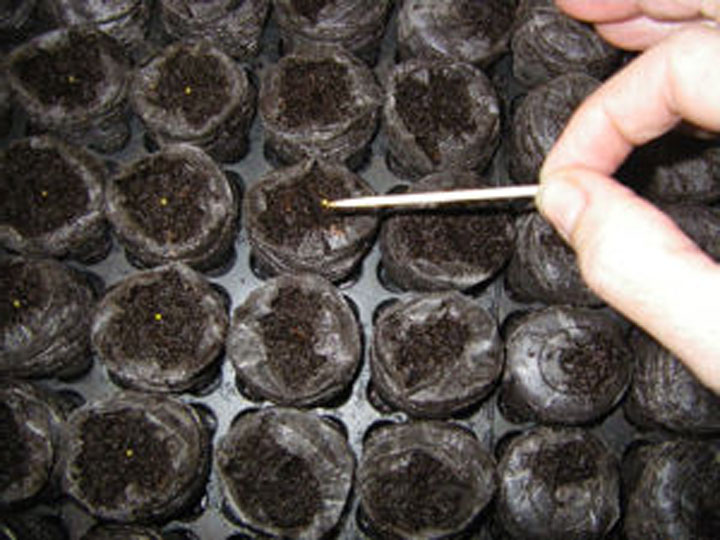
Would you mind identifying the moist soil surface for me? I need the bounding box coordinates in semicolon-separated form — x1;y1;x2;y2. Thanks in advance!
395;210;513;268
292;0;333;22
278;59;353;128
395;70;476;163
13;31;105;109
117;155;211;244
107;271;206;370
549;336;621;395
0;402;28;489
387;313;469;391
223;427;322;528
533;440;599;491
151;49;229;129
0;261;46;332
76;410;172;508
1;144;89;237
456;0;515;41
258;287;327;391
257;164;355;251
371;449;472;533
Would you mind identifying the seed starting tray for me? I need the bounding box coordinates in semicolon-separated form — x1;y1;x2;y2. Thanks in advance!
3;7;648;540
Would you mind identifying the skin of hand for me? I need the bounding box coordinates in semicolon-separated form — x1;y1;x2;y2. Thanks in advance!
536;25;720;394
555;0;720;49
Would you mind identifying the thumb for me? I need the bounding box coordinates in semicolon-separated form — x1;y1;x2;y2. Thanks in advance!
537;166;720;393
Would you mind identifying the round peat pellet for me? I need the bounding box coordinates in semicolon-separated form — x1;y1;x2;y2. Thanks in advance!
243;159;378;282
0;380;65;506
623;439;720;540
505;211;600;305
228;273;361;407
496;427;620;540
273;0;392;64
509;72;600;184
0;136;109;263
80;524;164;540
48;0;152;58
358;421;496;540
624;328;720;435
397;0;516;68
7;28;131;154
384;60;500;180
0;256;95;379
106;144;238;271
92;263;229;393
511;0;621;88
500;306;632;425
131;41;257;163
159;0;270;61
215;407;355;539
60;392;209;523
380;171;516;292
370;291;503;418
259;45;382;167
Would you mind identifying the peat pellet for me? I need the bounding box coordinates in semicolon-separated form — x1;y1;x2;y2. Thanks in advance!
7;28;131;153
509;72;600;184
624;328;720;435
60;392;210;523
505;211;601;306
511;0;621;88
106;144;238;272
0;136;109;263
92;263;229;394
500;306;633;425
0;380;65;506
370;291;503;418
0;256;95;379
397;0;516;68
0;73;11;137
623;439;720;540
380;171;516;292
159;0;270;61
496;427;620;540
81;524;164;540
228;273;362;407
131;41;257;163
215;407;355;539
273;0;392;64
259;45;382;167
243;159;378;282
384;60;500;180
358;421;497;540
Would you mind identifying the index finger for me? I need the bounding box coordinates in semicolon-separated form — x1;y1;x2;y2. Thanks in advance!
541;26;720;178
556;0;720;22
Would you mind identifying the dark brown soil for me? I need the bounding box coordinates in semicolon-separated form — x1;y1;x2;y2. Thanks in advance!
395;70;476;163
555;336;620;394
258;287;326;390
534;440;598;490
257;164;355;250
151;49;229;129
396;211;513;267
117;155;210;244
107;271;206;369
76;410;172;507
223;427;322;528
278;59;352;128
0;402;28;488
387;314;469;390
292;0;333;22
0;261;46;332
13;31;105;109
1;144;89;236
456;0;515;41
372;449;472;532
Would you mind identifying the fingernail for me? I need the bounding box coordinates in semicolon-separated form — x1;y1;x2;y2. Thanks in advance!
537;174;587;241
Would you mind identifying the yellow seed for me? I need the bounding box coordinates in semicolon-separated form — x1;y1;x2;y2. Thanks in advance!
154;313;163;321
12;299;21;309
320;198;330;208
40;190;48;198
67;75;77;84
125;448;134;458
184;85;192;96
159;197;168;206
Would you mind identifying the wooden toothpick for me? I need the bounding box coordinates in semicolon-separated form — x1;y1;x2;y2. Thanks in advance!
322;185;539;209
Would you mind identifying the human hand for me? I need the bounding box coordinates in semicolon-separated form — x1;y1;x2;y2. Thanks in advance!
555;0;720;49
536;26;720;394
